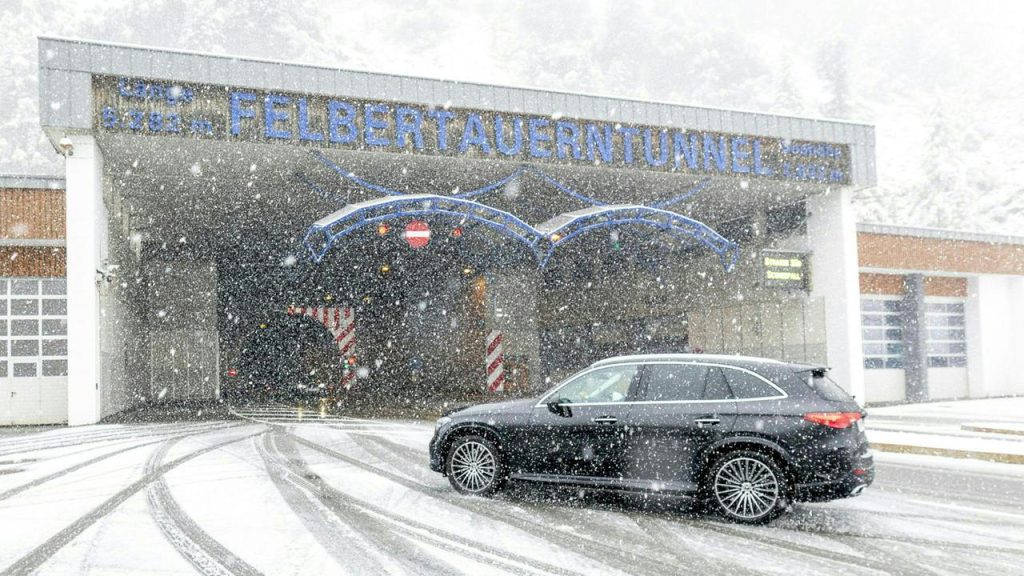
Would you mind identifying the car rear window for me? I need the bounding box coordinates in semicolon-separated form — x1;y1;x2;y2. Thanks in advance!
703;367;735;400
808;372;855;402
722;367;784;399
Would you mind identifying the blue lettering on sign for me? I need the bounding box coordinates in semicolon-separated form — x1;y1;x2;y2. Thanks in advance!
555;120;582;160
673;132;699;170
190;118;213;135
703;134;727;172
118;78;194;105
753;139;771;176
395;107;425;150
458;113;492;154
297;98;323;142
101;106;184;134
731;137;751;173
264;94;292;139
494;115;523;156
528;118;551;158
229;91;256;135
364;103;390;147
585;124;613;164
428;109;455;150
327;100;357;144
616;127;640;164
643;128;669;167
101;78;851;185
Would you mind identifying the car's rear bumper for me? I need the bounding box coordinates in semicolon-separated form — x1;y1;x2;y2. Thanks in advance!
794;447;874;502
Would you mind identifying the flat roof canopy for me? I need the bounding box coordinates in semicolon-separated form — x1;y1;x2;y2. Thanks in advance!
39;37;876;269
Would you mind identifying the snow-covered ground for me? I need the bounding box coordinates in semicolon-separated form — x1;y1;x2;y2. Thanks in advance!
1;406;1022;575
865;397;1024;461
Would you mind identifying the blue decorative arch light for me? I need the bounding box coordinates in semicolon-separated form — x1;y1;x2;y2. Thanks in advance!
301;195;739;272
300;151;738;271
536;205;740;272
302;194;545;263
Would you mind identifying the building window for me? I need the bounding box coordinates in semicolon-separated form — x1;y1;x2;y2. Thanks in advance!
0;277;68;379
861;297;903;369
925;299;967;367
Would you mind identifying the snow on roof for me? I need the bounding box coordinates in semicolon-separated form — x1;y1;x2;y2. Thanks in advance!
590;353;790;368
0;174;65;189
858;222;1024;246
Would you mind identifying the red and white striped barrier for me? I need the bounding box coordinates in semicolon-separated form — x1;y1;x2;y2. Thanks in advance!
286;305;358;390
485;329;505;393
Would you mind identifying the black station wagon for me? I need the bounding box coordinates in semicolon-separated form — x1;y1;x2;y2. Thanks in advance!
429;354;874;523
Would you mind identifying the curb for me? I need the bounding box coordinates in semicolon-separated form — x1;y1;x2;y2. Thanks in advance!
871;442;1024;465
961;424;1024;437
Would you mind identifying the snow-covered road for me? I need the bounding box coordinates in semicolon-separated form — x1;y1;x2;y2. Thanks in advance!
1;406;1022;575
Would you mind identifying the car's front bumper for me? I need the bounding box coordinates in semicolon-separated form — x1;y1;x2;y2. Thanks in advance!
428;430;444;473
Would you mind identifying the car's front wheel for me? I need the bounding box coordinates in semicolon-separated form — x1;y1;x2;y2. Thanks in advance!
707;450;787;524
445;435;503;496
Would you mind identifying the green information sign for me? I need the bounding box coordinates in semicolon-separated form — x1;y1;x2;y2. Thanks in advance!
762;250;809;290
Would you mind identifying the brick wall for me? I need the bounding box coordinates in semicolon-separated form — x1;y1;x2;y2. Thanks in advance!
859;232;1024;276
859;272;967;297
1;188;66;240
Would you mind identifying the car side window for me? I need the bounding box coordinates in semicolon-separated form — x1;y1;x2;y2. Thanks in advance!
642;363;709;401
722;367;783;399
554;364;638;403
703;367;735;400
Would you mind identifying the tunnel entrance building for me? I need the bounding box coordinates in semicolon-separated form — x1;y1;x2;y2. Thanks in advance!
29;37;877;425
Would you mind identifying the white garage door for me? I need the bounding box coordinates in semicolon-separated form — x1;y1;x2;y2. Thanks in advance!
0;277;68;425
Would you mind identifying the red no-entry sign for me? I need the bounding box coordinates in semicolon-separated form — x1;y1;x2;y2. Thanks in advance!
405;220;431;249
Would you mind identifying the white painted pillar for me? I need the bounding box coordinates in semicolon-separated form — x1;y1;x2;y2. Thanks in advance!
65;135;105;425
806;188;865;404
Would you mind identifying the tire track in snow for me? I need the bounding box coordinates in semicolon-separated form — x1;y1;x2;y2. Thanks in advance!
253;433;410;575
145;438;266;576
0;423;243;503
633;514;892;575
0;426;263;576
0;421;238;458
261;430;581;576
290;430;691;576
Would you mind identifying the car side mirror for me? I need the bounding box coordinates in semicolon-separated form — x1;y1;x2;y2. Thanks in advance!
547;400;572;418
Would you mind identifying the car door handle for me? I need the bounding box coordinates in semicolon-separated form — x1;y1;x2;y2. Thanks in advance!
694;417;721;428
591;416;618;425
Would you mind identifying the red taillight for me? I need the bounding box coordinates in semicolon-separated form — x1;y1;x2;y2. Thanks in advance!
227;368;238;378
803;412;863;429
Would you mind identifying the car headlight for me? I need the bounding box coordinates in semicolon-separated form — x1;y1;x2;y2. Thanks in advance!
435;416;452;431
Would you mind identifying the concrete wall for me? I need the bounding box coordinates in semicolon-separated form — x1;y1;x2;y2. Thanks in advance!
539;206;832;381
486;270;541;391
146;261;220;402
98;276;150;418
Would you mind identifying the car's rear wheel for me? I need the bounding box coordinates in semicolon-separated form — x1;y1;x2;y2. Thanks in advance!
446;435;503;496
707;450;786;524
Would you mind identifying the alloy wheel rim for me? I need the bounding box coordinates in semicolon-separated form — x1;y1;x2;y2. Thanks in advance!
714;457;779;519
450;441;496;492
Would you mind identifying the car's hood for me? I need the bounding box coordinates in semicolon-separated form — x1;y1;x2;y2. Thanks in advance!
451;398;536;418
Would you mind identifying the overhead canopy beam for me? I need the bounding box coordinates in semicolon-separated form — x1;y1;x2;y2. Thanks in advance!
301;196;739;272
